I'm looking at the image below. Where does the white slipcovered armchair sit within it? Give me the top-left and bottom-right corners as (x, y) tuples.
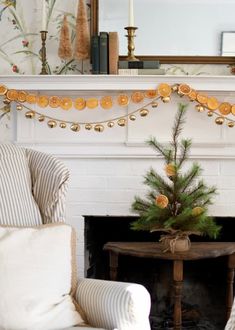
(0, 144), (151, 330)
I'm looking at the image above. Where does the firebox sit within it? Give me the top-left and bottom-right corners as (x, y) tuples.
(85, 216), (235, 330)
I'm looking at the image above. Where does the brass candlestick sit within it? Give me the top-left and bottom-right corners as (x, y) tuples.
(124, 26), (139, 61)
(40, 31), (48, 75)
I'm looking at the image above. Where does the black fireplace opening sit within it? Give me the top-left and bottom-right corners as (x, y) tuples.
(84, 216), (235, 330)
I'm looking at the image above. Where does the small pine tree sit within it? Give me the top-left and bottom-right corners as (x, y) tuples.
(131, 104), (221, 239)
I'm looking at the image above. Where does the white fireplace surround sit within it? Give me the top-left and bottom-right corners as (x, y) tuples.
(2, 74), (235, 277)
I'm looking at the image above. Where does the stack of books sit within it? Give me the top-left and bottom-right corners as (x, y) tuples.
(91, 32), (119, 75)
(118, 60), (165, 75)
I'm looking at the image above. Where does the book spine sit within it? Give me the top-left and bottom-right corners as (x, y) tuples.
(137, 69), (165, 75)
(99, 32), (109, 74)
(91, 35), (100, 74)
(109, 32), (119, 74)
(118, 60), (160, 69)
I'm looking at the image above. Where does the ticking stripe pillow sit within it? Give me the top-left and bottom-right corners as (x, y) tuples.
(0, 144), (42, 226)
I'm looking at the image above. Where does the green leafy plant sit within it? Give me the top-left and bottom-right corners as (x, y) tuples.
(131, 104), (221, 239)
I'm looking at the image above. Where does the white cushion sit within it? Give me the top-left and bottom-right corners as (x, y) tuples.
(0, 144), (42, 226)
(0, 223), (85, 330)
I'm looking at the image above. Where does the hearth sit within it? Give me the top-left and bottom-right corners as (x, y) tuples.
(85, 216), (235, 330)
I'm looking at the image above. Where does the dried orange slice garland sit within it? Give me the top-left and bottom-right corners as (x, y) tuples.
(1, 82), (235, 132)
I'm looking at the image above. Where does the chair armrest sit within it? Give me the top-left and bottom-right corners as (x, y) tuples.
(76, 278), (151, 330)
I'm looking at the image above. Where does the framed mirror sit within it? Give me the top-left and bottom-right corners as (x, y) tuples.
(91, 0), (235, 64)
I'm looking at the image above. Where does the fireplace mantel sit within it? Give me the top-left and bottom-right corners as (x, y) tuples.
(1, 74), (235, 91)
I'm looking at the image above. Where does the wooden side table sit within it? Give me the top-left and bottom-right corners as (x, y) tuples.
(104, 242), (235, 330)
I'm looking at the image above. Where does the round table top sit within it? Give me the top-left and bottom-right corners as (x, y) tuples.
(103, 241), (235, 260)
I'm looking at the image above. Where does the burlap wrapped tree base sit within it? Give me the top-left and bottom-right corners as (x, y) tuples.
(160, 233), (191, 253)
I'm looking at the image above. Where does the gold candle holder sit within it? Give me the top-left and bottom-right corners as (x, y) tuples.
(124, 26), (139, 61)
(40, 31), (48, 75)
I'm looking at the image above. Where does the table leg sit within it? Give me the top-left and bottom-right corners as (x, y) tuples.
(227, 253), (235, 320)
(109, 251), (119, 281)
(173, 260), (183, 330)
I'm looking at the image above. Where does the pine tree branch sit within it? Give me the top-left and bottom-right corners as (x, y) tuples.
(144, 168), (173, 195)
(188, 180), (206, 196)
(178, 139), (192, 168)
(181, 163), (202, 192)
(171, 104), (187, 163)
(147, 138), (167, 158)
(131, 196), (151, 214)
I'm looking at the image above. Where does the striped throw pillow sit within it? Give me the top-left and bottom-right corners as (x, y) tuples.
(0, 144), (42, 226)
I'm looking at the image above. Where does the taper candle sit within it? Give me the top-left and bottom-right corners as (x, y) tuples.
(42, 1), (47, 31)
(128, 0), (134, 27)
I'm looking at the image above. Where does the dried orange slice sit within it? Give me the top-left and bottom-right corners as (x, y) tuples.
(219, 102), (231, 115)
(145, 89), (158, 99)
(60, 97), (72, 110)
(26, 94), (37, 104)
(178, 84), (191, 95)
(87, 98), (98, 109)
(196, 93), (208, 104)
(74, 98), (86, 110)
(0, 85), (8, 95)
(131, 91), (144, 103)
(188, 89), (197, 101)
(231, 104), (235, 116)
(100, 96), (113, 109)
(117, 94), (129, 106)
(37, 95), (49, 108)
(158, 83), (171, 97)
(17, 91), (27, 102)
(6, 89), (18, 101)
(49, 96), (60, 108)
(207, 97), (219, 111)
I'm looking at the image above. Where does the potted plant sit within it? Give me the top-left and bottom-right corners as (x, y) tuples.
(131, 104), (221, 253)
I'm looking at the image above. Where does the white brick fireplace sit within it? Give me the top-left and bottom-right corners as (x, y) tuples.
(2, 75), (235, 277)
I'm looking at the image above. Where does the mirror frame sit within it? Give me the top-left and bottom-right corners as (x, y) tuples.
(91, 0), (235, 64)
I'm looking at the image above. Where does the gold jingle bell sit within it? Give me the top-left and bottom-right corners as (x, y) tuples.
(3, 98), (11, 105)
(107, 121), (114, 128)
(59, 122), (67, 129)
(151, 101), (158, 108)
(129, 115), (136, 121)
(16, 104), (23, 111)
(140, 109), (149, 117)
(70, 123), (80, 132)
(228, 121), (235, 128)
(215, 117), (224, 125)
(207, 111), (213, 117)
(25, 111), (35, 119)
(171, 84), (179, 92)
(162, 96), (170, 103)
(47, 120), (57, 128)
(3, 105), (10, 113)
(38, 115), (45, 122)
(85, 124), (92, 130)
(195, 104), (204, 112)
(117, 119), (126, 127)
(94, 124), (104, 132)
